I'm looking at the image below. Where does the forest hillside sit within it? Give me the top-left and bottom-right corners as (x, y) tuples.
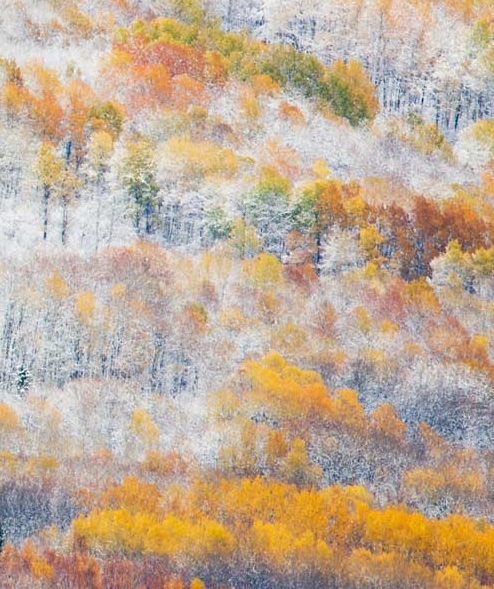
(2, 1), (494, 588)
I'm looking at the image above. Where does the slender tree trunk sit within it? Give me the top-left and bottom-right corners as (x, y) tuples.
(64, 140), (72, 165)
(226, 0), (233, 28)
(314, 230), (322, 275)
(61, 194), (68, 245)
(43, 186), (49, 241)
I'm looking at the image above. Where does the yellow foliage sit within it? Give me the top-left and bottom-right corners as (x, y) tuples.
(110, 282), (127, 298)
(30, 556), (54, 580)
(35, 142), (64, 190)
(21, 541), (54, 580)
(244, 252), (284, 290)
(471, 118), (494, 150)
(264, 429), (288, 468)
(0, 451), (17, 476)
(26, 455), (58, 477)
(0, 403), (21, 431)
(344, 195), (368, 227)
(470, 333), (489, 355)
(26, 62), (62, 95)
(166, 135), (238, 179)
(2, 81), (29, 116)
(72, 507), (234, 561)
(380, 318), (399, 334)
(87, 130), (114, 171)
(142, 450), (189, 478)
(359, 225), (384, 260)
(404, 278), (441, 314)
(402, 467), (447, 504)
(312, 158), (331, 179)
(67, 465), (494, 586)
(108, 47), (134, 69)
(271, 322), (308, 356)
(45, 270), (69, 299)
(188, 477), (292, 532)
(241, 354), (330, 422)
(363, 261), (381, 278)
(219, 307), (250, 331)
(472, 246), (494, 275)
(434, 566), (466, 589)
(240, 93), (261, 122)
(354, 306), (372, 333)
(253, 166), (290, 202)
(60, 3), (94, 38)
(406, 114), (454, 159)
(251, 74), (280, 96)
(280, 438), (322, 486)
(100, 476), (162, 515)
(261, 351), (288, 373)
(204, 50), (227, 85)
(327, 388), (367, 433)
(211, 389), (241, 421)
(75, 292), (96, 323)
(251, 520), (293, 568)
(189, 578), (206, 589)
(229, 218), (260, 257)
(326, 59), (379, 124)
(193, 517), (236, 559)
(130, 408), (161, 447)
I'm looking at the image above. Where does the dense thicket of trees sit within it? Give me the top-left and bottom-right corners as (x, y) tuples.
(1, 1), (494, 588)
(213, 0), (494, 134)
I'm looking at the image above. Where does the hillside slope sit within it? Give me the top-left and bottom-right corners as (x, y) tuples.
(1, 2), (494, 589)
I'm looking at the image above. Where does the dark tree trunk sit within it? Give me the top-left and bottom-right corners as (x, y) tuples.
(43, 185), (49, 241)
(61, 195), (68, 245)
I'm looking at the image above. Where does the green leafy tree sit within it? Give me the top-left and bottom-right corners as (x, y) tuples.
(88, 101), (125, 139)
(243, 168), (293, 255)
(121, 138), (160, 235)
(16, 365), (31, 395)
(320, 60), (379, 126)
(260, 44), (325, 98)
(293, 175), (348, 270)
(205, 206), (232, 242)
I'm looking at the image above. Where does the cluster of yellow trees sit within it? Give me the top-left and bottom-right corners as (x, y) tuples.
(67, 475), (494, 588)
(2, 3), (494, 589)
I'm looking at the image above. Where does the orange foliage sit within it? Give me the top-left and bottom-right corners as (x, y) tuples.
(139, 41), (205, 78)
(370, 403), (406, 447)
(170, 74), (209, 110)
(142, 450), (191, 478)
(126, 62), (172, 110)
(0, 402), (22, 431)
(2, 81), (30, 118)
(278, 101), (305, 125)
(57, 470), (494, 587)
(264, 139), (301, 182)
(29, 91), (64, 140)
(204, 50), (227, 85)
(64, 79), (96, 163)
